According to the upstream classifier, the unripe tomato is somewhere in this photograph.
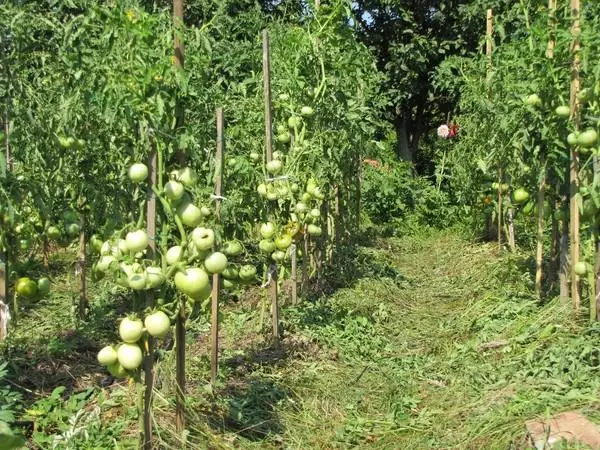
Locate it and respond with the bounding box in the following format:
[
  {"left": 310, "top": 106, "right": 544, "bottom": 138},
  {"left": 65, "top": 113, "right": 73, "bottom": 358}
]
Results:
[
  {"left": 119, "top": 317, "right": 144, "bottom": 343},
  {"left": 300, "top": 106, "right": 314, "bottom": 117},
  {"left": 128, "top": 163, "right": 148, "bottom": 183}
]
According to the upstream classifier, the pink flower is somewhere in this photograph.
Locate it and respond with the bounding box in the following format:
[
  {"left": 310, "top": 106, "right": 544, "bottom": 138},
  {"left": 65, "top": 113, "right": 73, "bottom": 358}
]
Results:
[{"left": 437, "top": 124, "right": 450, "bottom": 138}]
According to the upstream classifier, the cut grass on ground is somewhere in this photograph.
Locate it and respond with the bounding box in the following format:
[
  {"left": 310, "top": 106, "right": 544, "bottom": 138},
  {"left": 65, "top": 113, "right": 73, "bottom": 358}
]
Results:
[{"left": 3, "top": 230, "right": 600, "bottom": 449}]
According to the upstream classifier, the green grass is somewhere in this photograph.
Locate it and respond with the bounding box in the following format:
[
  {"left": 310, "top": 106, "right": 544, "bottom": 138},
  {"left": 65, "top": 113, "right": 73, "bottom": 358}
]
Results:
[{"left": 3, "top": 231, "right": 600, "bottom": 449}]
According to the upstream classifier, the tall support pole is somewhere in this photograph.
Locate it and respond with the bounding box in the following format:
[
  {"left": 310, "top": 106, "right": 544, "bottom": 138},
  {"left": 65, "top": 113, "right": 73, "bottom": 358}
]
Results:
[
  {"left": 486, "top": 9, "right": 501, "bottom": 250},
  {"left": 569, "top": 0, "right": 581, "bottom": 313},
  {"left": 263, "top": 30, "right": 279, "bottom": 343},
  {"left": 77, "top": 215, "right": 87, "bottom": 318},
  {"left": 0, "top": 91, "right": 10, "bottom": 341},
  {"left": 536, "top": 0, "right": 557, "bottom": 299},
  {"left": 173, "top": 0, "right": 186, "bottom": 433},
  {"left": 142, "top": 149, "right": 157, "bottom": 450},
  {"left": 211, "top": 108, "right": 224, "bottom": 384}
]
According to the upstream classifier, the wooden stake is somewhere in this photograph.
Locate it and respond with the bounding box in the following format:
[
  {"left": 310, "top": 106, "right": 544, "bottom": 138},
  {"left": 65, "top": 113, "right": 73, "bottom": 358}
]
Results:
[
  {"left": 143, "top": 149, "right": 157, "bottom": 450},
  {"left": 535, "top": 167, "right": 546, "bottom": 298},
  {"left": 507, "top": 207, "right": 516, "bottom": 251},
  {"left": 269, "top": 265, "right": 279, "bottom": 341},
  {"left": 1, "top": 93, "right": 10, "bottom": 341},
  {"left": 173, "top": 0, "right": 185, "bottom": 165},
  {"left": 569, "top": 0, "right": 581, "bottom": 312},
  {"left": 546, "top": 0, "right": 557, "bottom": 59},
  {"left": 263, "top": 29, "right": 279, "bottom": 343},
  {"left": 536, "top": 2, "right": 557, "bottom": 298},
  {"left": 498, "top": 169, "right": 503, "bottom": 249},
  {"left": 263, "top": 30, "right": 273, "bottom": 163},
  {"left": 211, "top": 108, "right": 224, "bottom": 385},
  {"left": 291, "top": 244, "right": 297, "bottom": 305},
  {"left": 486, "top": 9, "right": 493, "bottom": 81},
  {"left": 173, "top": 0, "right": 186, "bottom": 432},
  {"left": 77, "top": 215, "right": 87, "bottom": 319}
]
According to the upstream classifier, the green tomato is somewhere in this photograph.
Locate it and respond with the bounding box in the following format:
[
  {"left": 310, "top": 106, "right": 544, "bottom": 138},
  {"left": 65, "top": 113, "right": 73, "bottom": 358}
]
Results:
[
  {"left": 37, "top": 277, "right": 51, "bottom": 296},
  {"left": 128, "top": 272, "right": 147, "bottom": 291},
  {"left": 177, "top": 167, "right": 198, "bottom": 187},
  {"left": 15, "top": 277, "right": 38, "bottom": 297},
  {"left": 266, "top": 160, "right": 283, "bottom": 175},
  {"left": 128, "top": 163, "right": 148, "bottom": 183},
  {"left": 117, "top": 343, "right": 143, "bottom": 371},
  {"left": 65, "top": 222, "right": 80, "bottom": 237},
  {"left": 238, "top": 265, "right": 257, "bottom": 281},
  {"left": 176, "top": 202, "right": 203, "bottom": 227},
  {"left": 145, "top": 266, "right": 164, "bottom": 289},
  {"left": 288, "top": 116, "right": 302, "bottom": 128},
  {"left": 513, "top": 188, "right": 530, "bottom": 205},
  {"left": 174, "top": 268, "right": 210, "bottom": 299},
  {"left": 260, "top": 222, "right": 276, "bottom": 239},
  {"left": 574, "top": 261, "right": 587, "bottom": 276},
  {"left": 47, "top": 225, "right": 61, "bottom": 240},
  {"left": 524, "top": 94, "right": 542, "bottom": 107},
  {"left": 277, "top": 132, "right": 291, "bottom": 144},
  {"left": 166, "top": 246, "right": 183, "bottom": 265},
  {"left": 107, "top": 362, "right": 128, "bottom": 378},
  {"left": 192, "top": 227, "right": 215, "bottom": 250},
  {"left": 259, "top": 239, "right": 276, "bottom": 253},
  {"left": 271, "top": 250, "right": 286, "bottom": 262},
  {"left": 222, "top": 267, "right": 239, "bottom": 280},
  {"left": 204, "top": 252, "right": 228, "bottom": 274},
  {"left": 275, "top": 234, "right": 292, "bottom": 250},
  {"left": 119, "top": 317, "right": 144, "bottom": 343},
  {"left": 164, "top": 181, "right": 185, "bottom": 201},
  {"left": 125, "top": 230, "right": 148, "bottom": 253},
  {"left": 144, "top": 311, "right": 170, "bottom": 338},
  {"left": 222, "top": 240, "right": 243, "bottom": 257},
  {"left": 300, "top": 106, "right": 314, "bottom": 117},
  {"left": 97, "top": 346, "right": 118, "bottom": 366},
  {"left": 307, "top": 224, "right": 322, "bottom": 236},
  {"left": 555, "top": 105, "right": 570, "bottom": 118},
  {"left": 578, "top": 129, "right": 598, "bottom": 148}
]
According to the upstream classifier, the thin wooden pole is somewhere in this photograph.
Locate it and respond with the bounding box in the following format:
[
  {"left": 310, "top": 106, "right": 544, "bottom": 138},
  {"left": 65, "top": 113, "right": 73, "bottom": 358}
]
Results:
[
  {"left": 291, "top": 244, "right": 297, "bottom": 305},
  {"left": 211, "top": 108, "right": 224, "bottom": 384},
  {"left": 77, "top": 215, "right": 87, "bottom": 318},
  {"left": 507, "top": 206, "right": 516, "bottom": 251},
  {"left": 486, "top": 9, "right": 493, "bottom": 79},
  {"left": 486, "top": 9, "right": 501, "bottom": 249},
  {"left": 269, "top": 265, "right": 279, "bottom": 341},
  {"left": 535, "top": 164, "right": 546, "bottom": 298},
  {"left": 569, "top": 0, "right": 581, "bottom": 313},
  {"left": 173, "top": 0, "right": 186, "bottom": 433},
  {"left": 263, "top": 30, "right": 279, "bottom": 343},
  {"left": 536, "top": 2, "right": 556, "bottom": 299},
  {"left": 143, "top": 149, "right": 157, "bottom": 450},
  {"left": 263, "top": 30, "right": 273, "bottom": 163},
  {"left": 0, "top": 103, "right": 9, "bottom": 341},
  {"left": 498, "top": 169, "right": 503, "bottom": 249}
]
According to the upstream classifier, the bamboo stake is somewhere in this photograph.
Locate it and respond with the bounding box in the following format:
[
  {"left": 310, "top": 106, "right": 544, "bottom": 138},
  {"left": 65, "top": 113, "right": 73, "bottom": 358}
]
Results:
[
  {"left": 211, "top": 108, "right": 224, "bottom": 384},
  {"left": 173, "top": 0, "right": 186, "bottom": 433},
  {"left": 569, "top": 0, "right": 581, "bottom": 313},
  {"left": 142, "top": 149, "right": 157, "bottom": 450},
  {"left": 263, "top": 30, "right": 279, "bottom": 343}
]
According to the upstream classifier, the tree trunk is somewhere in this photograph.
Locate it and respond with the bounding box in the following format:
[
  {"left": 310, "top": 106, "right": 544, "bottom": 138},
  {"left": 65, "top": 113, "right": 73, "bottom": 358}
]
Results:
[{"left": 395, "top": 115, "right": 413, "bottom": 163}]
